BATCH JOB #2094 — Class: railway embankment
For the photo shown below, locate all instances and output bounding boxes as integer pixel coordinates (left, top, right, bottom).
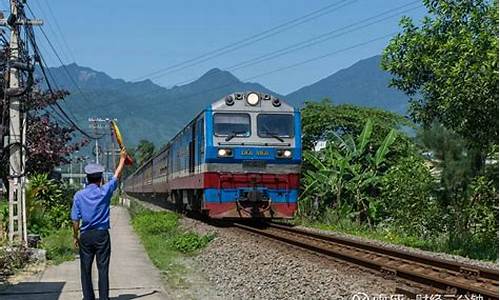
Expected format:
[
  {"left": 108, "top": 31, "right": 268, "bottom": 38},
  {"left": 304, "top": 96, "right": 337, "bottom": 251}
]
[
  {"left": 293, "top": 224, "right": 498, "bottom": 271},
  {"left": 127, "top": 196, "right": 401, "bottom": 299},
  {"left": 124, "top": 196, "right": 220, "bottom": 299}
]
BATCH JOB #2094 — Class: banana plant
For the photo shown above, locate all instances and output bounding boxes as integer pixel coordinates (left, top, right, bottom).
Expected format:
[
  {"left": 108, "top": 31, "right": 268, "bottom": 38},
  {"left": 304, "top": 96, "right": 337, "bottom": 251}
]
[{"left": 301, "top": 119, "right": 398, "bottom": 226}]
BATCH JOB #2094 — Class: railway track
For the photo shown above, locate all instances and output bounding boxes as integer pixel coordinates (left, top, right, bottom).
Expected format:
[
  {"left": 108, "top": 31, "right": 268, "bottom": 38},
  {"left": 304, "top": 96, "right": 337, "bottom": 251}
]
[{"left": 232, "top": 222, "right": 499, "bottom": 299}]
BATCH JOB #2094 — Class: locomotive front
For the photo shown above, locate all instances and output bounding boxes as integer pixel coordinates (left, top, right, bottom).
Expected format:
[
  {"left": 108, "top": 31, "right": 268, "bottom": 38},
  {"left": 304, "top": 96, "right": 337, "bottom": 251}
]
[{"left": 203, "top": 91, "right": 301, "bottom": 218}]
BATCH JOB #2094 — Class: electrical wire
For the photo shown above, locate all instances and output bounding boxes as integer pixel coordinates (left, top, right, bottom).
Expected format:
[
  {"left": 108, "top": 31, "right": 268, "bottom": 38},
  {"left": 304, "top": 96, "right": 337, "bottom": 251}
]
[
  {"left": 95, "top": 31, "right": 398, "bottom": 117},
  {"left": 132, "top": 0, "right": 358, "bottom": 81},
  {"left": 37, "top": 0, "right": 77, "bottom": 64},
  {"left": 169, "top": 1, "right": 422, "bottom": 86},
  {"left": 20, "top": 0, "right": 358, "bottom": 108},
  {"left": 24, "top": 23, "right": 104, "bottom": 139},
  {"left": 87, "top": 1, "right": 422, "bottom": 111},
  {"left": 25, "top": 2, "right": 100, "bottom": 117}
]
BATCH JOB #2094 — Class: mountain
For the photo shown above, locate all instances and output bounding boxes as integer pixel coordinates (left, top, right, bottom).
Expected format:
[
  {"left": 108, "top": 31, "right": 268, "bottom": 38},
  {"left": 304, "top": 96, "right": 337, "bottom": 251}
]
[
  {"left": 44, "top": 55, "right": 409, "bottom": 150},
  {"left": 46, "top": 65, "right": 280, "bottom": 147},
  {"left": 285, "top": 55, "right": 409, "bottom": 114}
]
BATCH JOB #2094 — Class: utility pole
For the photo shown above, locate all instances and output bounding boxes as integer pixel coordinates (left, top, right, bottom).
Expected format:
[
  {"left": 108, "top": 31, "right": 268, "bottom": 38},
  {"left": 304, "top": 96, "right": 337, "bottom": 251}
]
[
  {"left": 88, "top": 117, "right": 116, "bottom": 169},
  {"left": 7, "top": 0, "right": 22, "bottom": 243},
  {"left": 89, "top": 117, "right": 101, "bottom": 164},
  {"left": 69, "top": 153, "right": 73, "bottom": 185},
  {"left": 4, "top": 0, "right": 42, "bottom": 243}
]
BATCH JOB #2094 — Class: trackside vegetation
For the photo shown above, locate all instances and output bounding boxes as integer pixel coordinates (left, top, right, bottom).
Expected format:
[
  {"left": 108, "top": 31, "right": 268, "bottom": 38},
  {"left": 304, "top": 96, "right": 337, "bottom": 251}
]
[
  {"left": 0, "top": 174, "right": 79, "bottom": 280},
  {"left": 128, "top": 200, "right": 213, "bottom": 286},
  {"left": 298, "top": 0, "right": 498, "bottom": 261}
]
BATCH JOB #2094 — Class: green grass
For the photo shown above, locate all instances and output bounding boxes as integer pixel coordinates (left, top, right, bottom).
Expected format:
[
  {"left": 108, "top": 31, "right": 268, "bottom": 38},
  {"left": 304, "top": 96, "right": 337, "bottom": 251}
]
[
  {"left": 297, "top": 217, "right": 498, "bottom": 262},
  {"left": 129, "top": 200, "right": 214, "bottom": 287},
  {"left": 41, "top": 228, "right": 76, "bottom": 265},
  {"left": 111, "top": 193, "right": 120, "bottom": 206}
]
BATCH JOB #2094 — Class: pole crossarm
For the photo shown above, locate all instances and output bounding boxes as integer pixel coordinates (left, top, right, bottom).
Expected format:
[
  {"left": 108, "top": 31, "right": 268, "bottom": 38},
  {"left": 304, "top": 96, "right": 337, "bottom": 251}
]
[{"left": 0, "top": 19, "right": 43, "bottom": 26}]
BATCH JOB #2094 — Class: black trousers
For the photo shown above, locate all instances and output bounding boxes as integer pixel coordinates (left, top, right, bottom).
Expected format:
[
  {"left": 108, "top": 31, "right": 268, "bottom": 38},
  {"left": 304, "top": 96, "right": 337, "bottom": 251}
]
[{"left": 79, "top": 229, "right": 111, "bottom": 300}]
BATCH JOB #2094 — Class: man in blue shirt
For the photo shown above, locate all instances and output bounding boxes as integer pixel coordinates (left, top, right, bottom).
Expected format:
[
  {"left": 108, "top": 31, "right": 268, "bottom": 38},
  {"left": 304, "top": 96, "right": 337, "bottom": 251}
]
[{"left": 71, "top": 150, "right": 127, "bottom": 300}]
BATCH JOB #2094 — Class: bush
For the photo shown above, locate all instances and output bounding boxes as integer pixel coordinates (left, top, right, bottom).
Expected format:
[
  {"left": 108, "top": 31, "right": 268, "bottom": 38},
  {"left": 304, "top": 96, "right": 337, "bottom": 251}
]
[
  {"left": 27, "top": 174, "right": 73, "bottom": 235},
  {"left": 111, "top": 193, "right": 120, "bottom": 206},
  {"left": 169, "top": 233, "right": 213, "bottom": 253},
  {"left": 0, "top": 244, "right": 30, "bottom": 280},
  {"left": 300, "top": 119, "right": 400, "bottom": 227},
  {"left": 380, "top": 155, "right": 439, "bottom": 236},
  {"left": 41, "top": 228, "right": 75, "bottom": 264},
  {"left": 130, "top": 202, "right": 212, "bottom": 257}
]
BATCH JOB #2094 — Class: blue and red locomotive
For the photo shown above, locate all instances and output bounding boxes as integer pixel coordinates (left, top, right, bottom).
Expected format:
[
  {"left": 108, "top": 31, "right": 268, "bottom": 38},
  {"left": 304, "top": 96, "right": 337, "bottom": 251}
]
[{"left": 124, "top": 91, "right": 301, "bottom": 219}]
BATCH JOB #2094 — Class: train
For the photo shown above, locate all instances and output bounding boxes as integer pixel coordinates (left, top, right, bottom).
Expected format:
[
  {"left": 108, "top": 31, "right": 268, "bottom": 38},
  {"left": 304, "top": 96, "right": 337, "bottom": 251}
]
[{"left": 124, "top": 91, "right": 302, "bottom": 219}]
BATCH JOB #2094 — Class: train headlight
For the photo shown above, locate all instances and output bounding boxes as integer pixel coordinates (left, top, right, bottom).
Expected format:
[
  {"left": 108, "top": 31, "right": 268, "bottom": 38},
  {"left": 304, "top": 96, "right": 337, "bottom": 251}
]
[
  {"left": 246, "top": 92, "right": 260, "bottom": 106},
  {"left": 217, "top": 148, "right": 233, "bottom": 157},
  {"left": 277, "top": 149, "right": 292, "bottom": 158}
]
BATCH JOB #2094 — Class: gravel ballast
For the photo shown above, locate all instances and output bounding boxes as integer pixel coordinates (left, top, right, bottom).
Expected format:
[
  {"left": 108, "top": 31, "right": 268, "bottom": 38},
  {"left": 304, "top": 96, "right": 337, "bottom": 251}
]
[
  {"left": 128, "top": 197, "right": 498, "bottom": 299},
  {"left": 181, "top": 217, "right": 396, "bottom": 299},
  {"left": 128, "top": 198, "right": 397, "bottom": 299}
]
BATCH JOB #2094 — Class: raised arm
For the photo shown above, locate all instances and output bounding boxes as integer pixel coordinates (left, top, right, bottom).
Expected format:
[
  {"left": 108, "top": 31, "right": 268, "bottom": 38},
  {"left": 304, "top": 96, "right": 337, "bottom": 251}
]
[{"left": 114, "top": 150, "right": 127, "bottom": 179}]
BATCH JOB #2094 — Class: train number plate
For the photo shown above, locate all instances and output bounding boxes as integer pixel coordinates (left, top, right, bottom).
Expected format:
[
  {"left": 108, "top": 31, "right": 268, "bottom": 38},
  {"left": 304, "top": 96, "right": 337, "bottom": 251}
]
[{"left": 243, "top": 161, "right": 267, "bottom": 169}]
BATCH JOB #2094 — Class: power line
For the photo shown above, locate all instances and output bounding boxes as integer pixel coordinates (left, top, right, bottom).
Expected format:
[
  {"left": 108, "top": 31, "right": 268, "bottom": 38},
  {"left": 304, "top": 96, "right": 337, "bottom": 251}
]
[
  {"left": 24, "top": 23, "right": 103, "bottom": 139},
  {"left": 33, "top": 0, "right": 358, "bottom": 116},
  {"left": 93, "top": 31, "right": 398, "bottom": 117},
  {"left": 170, "top": 1, "right": 422, "bottom": 86},
  {"left": 244, "top": 32, "right": 396, "bottom": 82},
  {"left": 87, "top": 1, "right": 422, "bottom": 111},
  {"left": 132, "top": 0, "right": 358, "bottom": 82},
  {"left": 24, "top": 2, "right": 107, "bottom": 137},
  {"left": 39, "top": 0, "right": 77, "bottom": 64},
  {"left": 31, "top": 0, "right": 71, "bottom": 64},
  {"left": 25, "top": 2, "right": 98, "bottom": 115}
]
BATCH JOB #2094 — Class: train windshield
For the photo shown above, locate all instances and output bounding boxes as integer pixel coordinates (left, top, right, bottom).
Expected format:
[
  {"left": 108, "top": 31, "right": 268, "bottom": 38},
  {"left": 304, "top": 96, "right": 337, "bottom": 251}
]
[
  {"left": 213, "top": 113, "right": 251, "bottom": 137},
  {"left": 257, "top": 114, "right": 294, "bottom": 138}
]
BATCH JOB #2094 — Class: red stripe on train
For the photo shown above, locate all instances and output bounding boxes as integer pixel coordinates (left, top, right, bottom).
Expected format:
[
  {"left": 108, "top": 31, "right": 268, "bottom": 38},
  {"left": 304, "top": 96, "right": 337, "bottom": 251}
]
[{"left": 165, "top": 172, "right": 300, "bottom": 190}]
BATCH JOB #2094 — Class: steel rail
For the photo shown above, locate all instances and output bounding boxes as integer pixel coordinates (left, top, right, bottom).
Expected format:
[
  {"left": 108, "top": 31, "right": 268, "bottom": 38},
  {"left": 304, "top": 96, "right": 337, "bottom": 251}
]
[
  {"left": 232, "top": 222, "right": 499, "bottom": 299},
  {"left": 270, "top": 223, "right": 499, "bottom": 282}
]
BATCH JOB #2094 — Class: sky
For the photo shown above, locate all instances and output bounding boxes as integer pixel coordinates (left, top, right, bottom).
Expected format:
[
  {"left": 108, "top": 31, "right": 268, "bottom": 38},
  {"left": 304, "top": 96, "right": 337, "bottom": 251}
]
[{"left": 2, "top": 0, "right": 427, "bottom": 95}]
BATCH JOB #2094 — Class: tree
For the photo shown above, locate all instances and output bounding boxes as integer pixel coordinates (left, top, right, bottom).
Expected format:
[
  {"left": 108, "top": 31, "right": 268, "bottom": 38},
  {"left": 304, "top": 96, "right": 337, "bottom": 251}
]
[
  {"left": 0, "top": 49, "right": 85, "bottom": 187},
  {"left": 135, "top": 139, "right": 155, "bottom": 166},
  {"left": 301, "top": 99, "right": 411, "bottom": 148},
  {"left": 415, "top": 122, "right": 498, "bottom": 257},
  {"left": 382, "top": 0, "right": 498, "bottom": 157},
  {"left": 301, "top": 99, "right": 414, "bottom": 166}
]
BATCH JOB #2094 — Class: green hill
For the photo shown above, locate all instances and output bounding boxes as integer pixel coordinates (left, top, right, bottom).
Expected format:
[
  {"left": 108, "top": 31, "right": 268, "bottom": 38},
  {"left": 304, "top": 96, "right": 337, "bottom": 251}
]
[
  {"left": 285, "top": 55, "right": 410, "bottom": 114},
  {"left": 45, "top": 55, "right": 409, "bottom": 149}
]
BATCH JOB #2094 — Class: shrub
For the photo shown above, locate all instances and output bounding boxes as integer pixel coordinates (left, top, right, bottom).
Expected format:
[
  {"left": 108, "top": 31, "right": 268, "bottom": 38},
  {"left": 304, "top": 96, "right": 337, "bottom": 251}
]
[
  {"left": 111, "top": 193, "right": 120, "bottom": 206},
  {"left": 27, "top": 174, "right": 73, "bottom": 235},
  {"left": 41, "top": 228, "right": 75, "bottom": 264},
  {"left": 129, "top": 203, "right": 213, "bottom": 257},
  {"left": 300, "top": 119, "right": 399, "bottom": 227},
  {"left": 169, "top": 232, "right": 213, "bottom": 253},
  {"left": 380, "top": 155, "right": 439, "bottom": 236},
  {"left": 0, "top": 244, "right": 30, "bottom": 280}
]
